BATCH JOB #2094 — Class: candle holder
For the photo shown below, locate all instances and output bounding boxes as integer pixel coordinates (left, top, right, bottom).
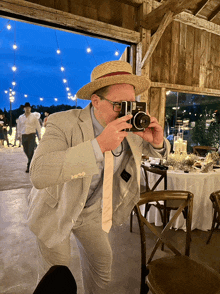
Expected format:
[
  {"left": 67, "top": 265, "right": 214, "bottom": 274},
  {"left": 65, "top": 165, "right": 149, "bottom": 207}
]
[{"left": 173, "top": 134, "right": 187, "bottom": 154}]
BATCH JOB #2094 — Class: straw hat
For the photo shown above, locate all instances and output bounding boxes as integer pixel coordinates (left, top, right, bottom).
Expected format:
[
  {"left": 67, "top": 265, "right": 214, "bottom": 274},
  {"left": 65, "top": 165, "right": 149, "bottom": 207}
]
[{"left": 76, "top": 60, "right": 151, "bottom": 99}]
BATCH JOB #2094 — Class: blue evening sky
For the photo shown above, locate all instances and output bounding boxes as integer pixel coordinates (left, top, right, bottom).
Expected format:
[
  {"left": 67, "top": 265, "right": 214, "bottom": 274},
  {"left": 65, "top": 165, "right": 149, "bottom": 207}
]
[{"left": 0, "top": 16, "right": 128, "bottom": 111}]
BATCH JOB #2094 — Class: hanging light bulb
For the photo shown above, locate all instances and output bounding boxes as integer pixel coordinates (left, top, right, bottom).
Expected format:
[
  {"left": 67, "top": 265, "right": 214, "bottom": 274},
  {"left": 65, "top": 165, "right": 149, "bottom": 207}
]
[
  {"left": 61, "top": 66, "right": 65, "bottom": 71},
  {"left": 12, "top": 66, "right": 17, "bottom": 72},
  {"left": 12, "top": 81, "right": 16, "bottom": 86},
  {"left": 68, "top": 92, "right": 71, "bottom": 96},
  {"left": 54, "top": 98, "right": 58, "bottom": 101},
  {"left": 13, "top": 44, "right": 17, "bottom": 50},
  {"left": 57, "top": 49, "right": 61, "bottom": 54},
  {"left": 66, "top": 87, "right": 70, "bottom": 91},
  {"left": 24, "top": 94, "right": 28, "bottom": 98},
  {"left": 63, "top": 79, "right": 67, "bottom": 83},
  {"left": 4, "top": 90, "right": 8, "bottom": 94},
  {"left": 40, "top": 97, "right": 44, "bottom": 101},
  {"left": 7, "top": 24, "right": 11, "bottom": 30},
  {"left": 87, "top": 47, "right": 91, "bottom": 53},
  {"left": 12, "top": 91, "right": 15, "bottom": 95},
  {"left": 115, "top": 50, "right": 119, "bottom": 56}
]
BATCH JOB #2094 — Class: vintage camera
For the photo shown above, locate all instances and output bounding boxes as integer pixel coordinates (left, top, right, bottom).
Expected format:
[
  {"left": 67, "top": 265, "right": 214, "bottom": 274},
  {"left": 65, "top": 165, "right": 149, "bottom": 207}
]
[{"left": 118, "top": 101, "right": 150, "bottom": 132}]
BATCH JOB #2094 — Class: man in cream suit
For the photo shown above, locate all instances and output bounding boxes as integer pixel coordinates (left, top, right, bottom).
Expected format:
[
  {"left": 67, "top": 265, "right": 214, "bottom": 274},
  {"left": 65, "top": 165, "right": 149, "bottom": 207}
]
[{"left": 28, "top": 60, "right": 170, "bottom": 293}]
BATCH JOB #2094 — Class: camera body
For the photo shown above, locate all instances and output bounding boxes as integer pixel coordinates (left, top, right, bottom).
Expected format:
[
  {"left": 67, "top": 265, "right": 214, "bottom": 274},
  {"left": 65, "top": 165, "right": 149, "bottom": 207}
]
[{"left": 118, "top": 101, "right": 150, "bottom": 132}]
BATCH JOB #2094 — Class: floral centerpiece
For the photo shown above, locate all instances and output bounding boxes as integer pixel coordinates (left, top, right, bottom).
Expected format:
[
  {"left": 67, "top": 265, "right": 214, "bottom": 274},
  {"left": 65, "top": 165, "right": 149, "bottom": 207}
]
[{"left": 164, "top": 153, "right": 198, "bottom": 171}]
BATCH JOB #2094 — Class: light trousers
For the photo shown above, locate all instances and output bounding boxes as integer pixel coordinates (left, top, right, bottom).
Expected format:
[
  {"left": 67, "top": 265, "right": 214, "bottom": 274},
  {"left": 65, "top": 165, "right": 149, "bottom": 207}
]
[{"left": 36, "top": 199, "right": 113, "bottom": 294}]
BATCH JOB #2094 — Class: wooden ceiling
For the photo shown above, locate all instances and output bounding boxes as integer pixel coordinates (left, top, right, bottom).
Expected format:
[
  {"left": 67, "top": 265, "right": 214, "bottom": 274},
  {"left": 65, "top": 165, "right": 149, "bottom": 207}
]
[{"left": 116, "top": 0, "right": 220, "bottom": 31}]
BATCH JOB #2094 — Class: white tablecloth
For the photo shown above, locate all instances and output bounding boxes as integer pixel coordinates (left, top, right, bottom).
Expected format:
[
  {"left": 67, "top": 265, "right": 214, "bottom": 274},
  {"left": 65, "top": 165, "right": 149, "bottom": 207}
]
[{"left": 140, "top": 166, "right": 220, "bottom": 231}]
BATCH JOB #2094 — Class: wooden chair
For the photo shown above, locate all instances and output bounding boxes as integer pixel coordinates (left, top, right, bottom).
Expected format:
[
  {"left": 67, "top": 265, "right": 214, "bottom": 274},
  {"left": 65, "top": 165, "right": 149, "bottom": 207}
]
[
  {"left": 206, "top": 190, "right": 220, "bottom": 244},
  {"left": 193, "top": 146, "right": 217, "bottom": 157},
  {"left": 130, "top": 165, "right": 188, "bottom": 233},
  {"left": 130, "top": 165, "right": 167, "bottom": 233},
  {"left": 134, "top": 190, "right": 220, "bottom": 294}
]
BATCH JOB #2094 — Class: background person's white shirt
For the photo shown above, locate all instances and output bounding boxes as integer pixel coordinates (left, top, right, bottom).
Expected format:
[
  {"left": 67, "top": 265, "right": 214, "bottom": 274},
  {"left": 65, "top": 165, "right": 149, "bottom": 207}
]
[{"left": 17, "top": 113, "right": 41, "bottom": 139}]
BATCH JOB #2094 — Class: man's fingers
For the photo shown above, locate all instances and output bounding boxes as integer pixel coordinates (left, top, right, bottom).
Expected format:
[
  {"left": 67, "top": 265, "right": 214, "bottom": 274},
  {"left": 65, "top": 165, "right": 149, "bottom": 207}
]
[{"left": 115, "top": 114, "right": 133, "bottom": 124}]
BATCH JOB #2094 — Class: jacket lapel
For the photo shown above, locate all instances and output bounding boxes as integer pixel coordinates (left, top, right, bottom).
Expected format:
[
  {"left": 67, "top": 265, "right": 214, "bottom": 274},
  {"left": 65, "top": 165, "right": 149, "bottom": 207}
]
[{"left": 77, "top": 103, "right": 95, "bottom": 142}]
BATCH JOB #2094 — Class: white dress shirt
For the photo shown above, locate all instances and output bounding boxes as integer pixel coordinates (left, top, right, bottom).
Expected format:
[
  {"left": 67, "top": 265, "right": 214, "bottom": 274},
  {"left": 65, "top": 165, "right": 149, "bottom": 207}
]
[{"left": 17, "top": 113, "right": 41, "bottom": 139}]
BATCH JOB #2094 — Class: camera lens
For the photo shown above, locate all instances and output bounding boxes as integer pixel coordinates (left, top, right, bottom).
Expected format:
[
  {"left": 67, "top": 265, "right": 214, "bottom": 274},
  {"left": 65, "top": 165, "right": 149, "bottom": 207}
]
[{"left": 134, "top": 113, "right": 150, "bottom": 129}]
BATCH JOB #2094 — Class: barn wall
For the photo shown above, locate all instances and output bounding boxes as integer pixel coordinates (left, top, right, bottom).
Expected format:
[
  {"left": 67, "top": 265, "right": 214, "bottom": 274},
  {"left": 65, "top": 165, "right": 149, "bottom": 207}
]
[{"left": 150, "top": 20, "right": 220, "bottom": 91}]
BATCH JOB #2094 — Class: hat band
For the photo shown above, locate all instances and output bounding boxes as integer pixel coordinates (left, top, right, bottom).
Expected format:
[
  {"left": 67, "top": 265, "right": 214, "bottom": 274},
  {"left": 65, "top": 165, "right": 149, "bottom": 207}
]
[{"left": 96, "top": 71, "right": 131, "bottom": 80}]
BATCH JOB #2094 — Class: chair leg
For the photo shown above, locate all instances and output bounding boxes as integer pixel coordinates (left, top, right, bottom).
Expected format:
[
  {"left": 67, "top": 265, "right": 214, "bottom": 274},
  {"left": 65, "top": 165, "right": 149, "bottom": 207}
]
[
  {"left": 140, "top": 267, "right": 149, "bottom": 294},
  {"left": 206, "top": 211, "right": 217, "bottom": 244},
  {"left": 130, "top": 210, "right": 133, "bottom": 233}
]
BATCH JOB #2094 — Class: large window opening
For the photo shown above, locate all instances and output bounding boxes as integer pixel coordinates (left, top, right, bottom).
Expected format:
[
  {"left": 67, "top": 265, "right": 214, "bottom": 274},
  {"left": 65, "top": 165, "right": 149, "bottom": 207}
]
[
  {"left": 165, "top": 91, "right": 220, "bottom": 153},
  {"left": 0, "top": 16, "right": 129, "bottom": 112}
]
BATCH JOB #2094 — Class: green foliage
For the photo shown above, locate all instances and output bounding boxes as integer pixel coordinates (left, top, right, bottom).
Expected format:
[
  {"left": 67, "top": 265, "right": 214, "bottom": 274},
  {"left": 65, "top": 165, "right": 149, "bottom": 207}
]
[{"left": 191, "top": 113, "right": 220, "bottom": 148}]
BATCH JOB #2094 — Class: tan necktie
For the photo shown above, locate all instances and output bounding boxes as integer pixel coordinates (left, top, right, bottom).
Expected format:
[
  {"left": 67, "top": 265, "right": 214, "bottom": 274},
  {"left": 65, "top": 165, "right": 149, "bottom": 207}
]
[{"left": 102, "top": 150, "right": 114, "bottom": 233}]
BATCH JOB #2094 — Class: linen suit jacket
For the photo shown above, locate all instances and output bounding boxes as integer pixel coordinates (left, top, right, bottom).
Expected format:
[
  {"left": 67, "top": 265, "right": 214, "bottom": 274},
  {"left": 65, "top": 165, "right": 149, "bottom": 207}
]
[{"left": 27, "top": 103, "right": 170, "bottom": 248}]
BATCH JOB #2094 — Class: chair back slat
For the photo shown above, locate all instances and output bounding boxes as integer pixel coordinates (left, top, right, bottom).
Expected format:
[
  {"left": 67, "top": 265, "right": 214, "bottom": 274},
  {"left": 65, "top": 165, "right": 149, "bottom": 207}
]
[
  {"left": 141, "top": 165, "right": 167, "bottom": 192},
  {"left": 135, "top": 190, "right": 194, "bottom": 284},
  {"left": 210, "top": 191, "right": 220, "bottom": 222},
  {"left": 193, "top": 146, "right": 217, "bottom": 157}
]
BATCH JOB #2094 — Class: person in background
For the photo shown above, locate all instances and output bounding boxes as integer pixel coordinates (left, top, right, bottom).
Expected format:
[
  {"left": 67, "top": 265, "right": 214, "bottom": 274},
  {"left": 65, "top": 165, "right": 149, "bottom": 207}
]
[
  {"left": 43, "top": 110, "right": 50, "bottom": 127},
  {"left": 0, "top": 112, "right": 10, "bottom": 147},
  {"left": 17, "top": 102, "right": 41, "bottom": 173},
  {"left": 13, "top": 118, "right": 22, "bottom": 147},
  {"left": 27, "top": 61, "right": 170, "bottom": 293}
]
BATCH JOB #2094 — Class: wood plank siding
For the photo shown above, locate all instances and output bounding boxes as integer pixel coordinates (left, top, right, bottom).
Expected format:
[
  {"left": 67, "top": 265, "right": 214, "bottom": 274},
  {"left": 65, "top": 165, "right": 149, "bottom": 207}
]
[{"left": 150, "top": 19, "right": 220, "bottom": 91}]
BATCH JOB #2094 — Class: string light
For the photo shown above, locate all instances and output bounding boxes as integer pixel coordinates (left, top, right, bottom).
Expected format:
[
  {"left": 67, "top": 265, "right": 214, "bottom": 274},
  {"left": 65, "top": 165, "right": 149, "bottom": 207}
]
[
  {"left": 1, "top": 18, "right": 124, "bottom": 108},
  {"left": 4, "top": 90, "right": 8, "bottom": 94},
  {"left": 85, "top": 37, "right": 92, "bottom": 53}
]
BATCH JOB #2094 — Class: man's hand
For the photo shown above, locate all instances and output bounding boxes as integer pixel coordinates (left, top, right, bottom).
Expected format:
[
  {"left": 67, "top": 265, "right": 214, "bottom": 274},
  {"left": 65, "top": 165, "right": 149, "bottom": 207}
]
[
  {"left": 133, "top": 116, "right": 164, "bottom": 148},
  {"left": 96, "top": 114, "right": 133, "bottom": 153}
]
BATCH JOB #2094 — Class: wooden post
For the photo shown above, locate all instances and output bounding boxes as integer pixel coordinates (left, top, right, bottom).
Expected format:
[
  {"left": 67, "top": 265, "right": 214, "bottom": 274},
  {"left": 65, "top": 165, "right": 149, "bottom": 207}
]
[
  {"left": 136, "top": 0, "right": 152, "bottom": 104},
  {"left": 141, "top": 10, "right": 174, "bottom": 69}
]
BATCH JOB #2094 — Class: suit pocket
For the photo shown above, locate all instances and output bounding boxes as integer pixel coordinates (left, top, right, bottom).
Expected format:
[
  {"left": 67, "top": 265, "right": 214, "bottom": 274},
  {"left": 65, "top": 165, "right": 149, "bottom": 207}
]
[{"left": 44, "top": 186, "right": 59, "bottom": 208}]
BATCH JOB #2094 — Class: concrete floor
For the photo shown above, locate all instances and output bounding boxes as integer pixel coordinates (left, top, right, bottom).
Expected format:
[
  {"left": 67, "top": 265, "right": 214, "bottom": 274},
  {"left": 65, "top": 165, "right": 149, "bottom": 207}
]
[{"left": 0, "top": 146, "right": 219, "bottom": 294}]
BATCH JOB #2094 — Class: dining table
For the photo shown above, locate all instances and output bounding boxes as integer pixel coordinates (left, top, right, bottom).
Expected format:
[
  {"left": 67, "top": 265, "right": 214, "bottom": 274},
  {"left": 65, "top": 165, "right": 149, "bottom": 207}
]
[{"left": 140, "top": 163, "right": 220, "bottom": 231}]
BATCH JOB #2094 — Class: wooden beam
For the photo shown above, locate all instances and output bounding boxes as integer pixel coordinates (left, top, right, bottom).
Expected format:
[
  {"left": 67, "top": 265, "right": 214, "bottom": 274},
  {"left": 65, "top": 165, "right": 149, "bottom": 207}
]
[
  {"left": 141, "top": 0, "right": 202, "bottom": 30},
  {"left": 193, "top": 0, "right": 211, "bottom": 16},
  {"left": 208, "top": 3, "right": 220, "bottom": 22},
  {"left": 141, "top": 10, "right": 173, "bottom": 68},
  {"left": 0, "top": 0, "right": 140, "bottom": 43},
  {"left": 114, "top": 0, "right": 143, "bottom": 7},
  {"left": 152, "top": 0, "right": 220, "bottom": 37},
  {"left": 151, "top": 82, "right": 220, "bottom": 97}
]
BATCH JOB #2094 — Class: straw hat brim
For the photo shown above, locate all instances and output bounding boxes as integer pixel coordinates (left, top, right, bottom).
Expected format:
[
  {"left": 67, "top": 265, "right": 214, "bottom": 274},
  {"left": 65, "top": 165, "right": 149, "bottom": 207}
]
[{"left": 76, "top": 74, "right": 151, "bottom": 100}]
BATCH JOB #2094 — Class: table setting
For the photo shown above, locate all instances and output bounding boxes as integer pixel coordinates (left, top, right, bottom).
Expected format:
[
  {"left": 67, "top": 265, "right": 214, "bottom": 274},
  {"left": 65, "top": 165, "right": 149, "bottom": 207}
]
[{"left": 141, "top": 141, "right": 220, "bottom": 231}]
